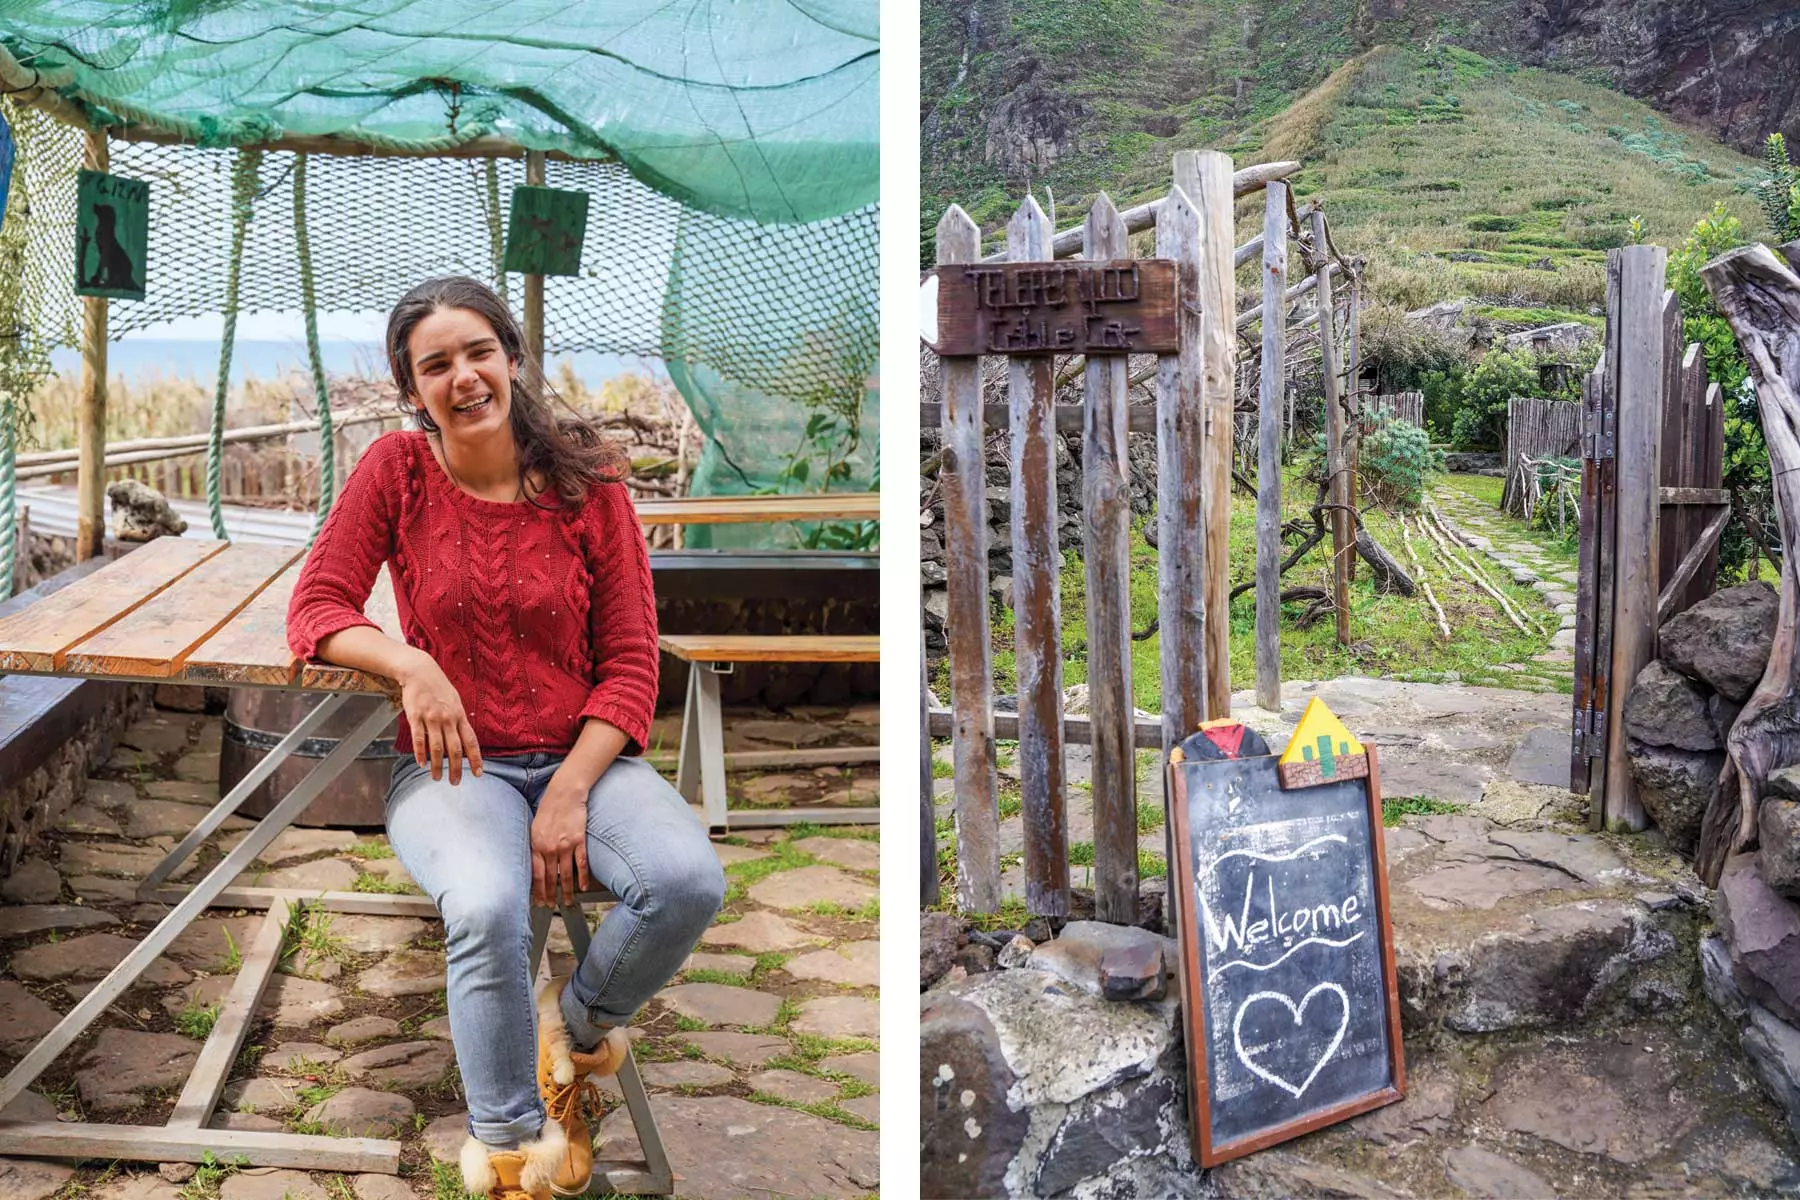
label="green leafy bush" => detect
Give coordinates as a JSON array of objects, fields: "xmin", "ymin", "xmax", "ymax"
[{"xmin": 1359, "ymin": 413, "xmax": 1444, "ymax": 510}]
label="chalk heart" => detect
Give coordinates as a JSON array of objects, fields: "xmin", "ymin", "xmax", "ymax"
[{"xmin": 1232, "ymin": 982, "xmax": 1349, "ymax": 1100}]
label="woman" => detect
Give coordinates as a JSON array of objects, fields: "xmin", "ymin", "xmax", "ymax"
[{"xmin": 287, "ymin": 277, "xmax": 725, "ymax": 1200}]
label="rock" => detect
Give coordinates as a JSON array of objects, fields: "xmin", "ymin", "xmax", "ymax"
[
  {"xmin": 222, "ymin": 1076, "xmax": 302, "ymax": 1113},
  {"xmin": 1489, "ymin": 1036, "xmax": 1697, "ymax": 1164},
  {"xmin": 162, "ymin": 976, "xmax": 233, "ymax": 1018},
  {"xmin": 1033, "ymin": 1072, "xmax": 1182, "ymax": 1195},
  {"xmin": 357, "ymin": 948, "xmax": 445, "ymax": 997},
  {"xmin": 418, "ymin": 1016, "xmax": 452, "ymax": 1040},
  {"xmin": 351, "ymin": 1176, "xmax": 415, "ymax": 1200},
  {"xmin": 1, "ymin": 860, "xmax": 62, "ymax": 904},
  {"xmin": 1659, "ymin": 580, "xmax": 1778, "ymax": 701},
  {"xmin": 953, "ymin": 942, "xmax": 997, "ymax": 975},
  {"xmin": 1025, "ymin": 921, "xmax": 1174, "ymax": 1000},
  {"xmin": 784, "ymin": 941, "xmax": 880, "ymax": 987},
  {"xmin": 172, "ymin": 751, "xmax": 220, "ymax": 783},
  {"xmin": 1441, "ymin": 1145, "xmax": 1557, "ymax": 1199},
  {"xmin": 1625, "ymin": 738, "xmax": 1722, "ymax": 851},
  {"xmin": 165, "ymin": 916, "xmax": 262, "ymax": 971},
  {"xmin": 745, "ymin": 865, "xmax": 878, "ymax": 911},
  {"xmin": 67, "ymin": 874, "xmax": 140, "ymax": 903},
  {"xmin": 107, "ymin": 479, "xmax": 188, "ymax": 541},
  {"xmin": 701, "ymin": 910, "xmax": 824, "ymax": 952},
  {"xmin": 263, "ymin": 1042, "xmax": 341, "ymax": 1071},
  {"xmin": 87, "ymin": 1176, "xmax": 193, "ymax": 1200},
  {"xmin": 1503, "ymin": 725, "xmax": 1576, "ymax": 787},
  {"xmin": 921, "ymin": 911, "xmax": 962, "ymax": 989},
  {"xmin": 1711, "ymin": 691, "xmax": 1747, "ymax": 744},
  {"xmin": 1349, "ymin": 1058, "xmax": 1455, "ymax": 1146},
  {"xmin": 301, "ymin": 1087, "xmax": 416, "ymax": 1138},
  {"xmin": 735, "ymin": 720, "xmax": 836, "ymax": 747},
  {"xmin": 641, "ymin": 1061, "xmax": 736, "ymax": 1089},
  {"xmin": 1764, "ymin": 800, "xmax": 1800, "ymax": 899},
  {"xmin": 595, "ymin": 1095, "xmax": 877, "ymax": 1196},
  {"xmin": 658, "ymin": 982, "xmax": 780, "ymax": 1027},
  {"xmin": 840, "ymin": 1093, "xmax": 881, "ymax": 1123},
  {"xmin": 820, "ymin": 1052, "xmax": 880, "ymax": 1085},
  {"xmin": 1210, "ymin": 1151, "xmax": 1406, "ymax": 1199},
  {"xmin": 58, "ymin": 841, "xmax": 167, "ymax": 879},
  {"xmin": 0, "ymin": 904, "xmax": 117, "ymax": 937},
  {"xmin": 1100, "ymin": 941, "xmax": 1165, "ymax": 1001},
  {"xmin": 1740, "ymin": 1002, "xmax": 1800, "ymax": 1143},
  {"xmin": 141, "ymin": 780, "xmax": 221, "ymax": 806},
  {"xmin": 996, "ymin": 935, "xmax": 1034, "ymax": 969},
  {"xmin": 422, "ymin": 1111, "xmax": 469, "ymax": 1164},
  {"xmin": 712, "ymin": 842, "xmax": 771, "ymax": 867},
  {"xmin": 0, "ymin": 1160, "xmax": 75, "ymax": 1200},
  {"xmin": 1624, "ymin": 660, "xmax": 1719, "ymax": 750},
  {"xmin": 340, "ymin": 1040, "xmax": 456, "ymax": 1088},
  {"xmin": 791, "ymin": 995, "xmax": 880, "ymax": 1038},
  {"xmin": 121, "ymin": 799, "xmax": 220, "ymax": 841},
  {"xmin": 749, "ymin": 1068, "xmax": 837, "ymax": 1103},
  {"xmin": 674, "ymin": 1031, "xmax": 790, "ymax": 1066},
  {"xmin": 219, "ymin": 1169, "xmax": 330, "ymax": 1200},
  {"xmin": 1715, "ymin": 853, "xmax": 1800, "ymax": 1023},
  {"xmin": 210, "ymin": 1112, "xmax": 284, "ymax": 1132},
  {"xmin": 10, "ymin": 933, "xmax": 190, "ymax": 986},
  {"xmin": 1401, "ymin": 901, "xmax": 1669, "ymax": 1033},
  {"xmin": 159, "ymin": 1163, "xmax": 198, "ymax": 1185},
  {"xmin": 260, "ymin": 975, "xmax": 345, "ymax": 1026},
  {"xmin": 239, "ymin": 858, "xmax": 360, "ymax": 892},
  {"xmin": 256, "ymin": 828, "xmax": 357, "ymax": 865},
  {"xmin": 327, "ymin": 915, "xmax": 427, "ymax": 954},
  {"xmin": 59, "ymin": 803, "xmax": 124, "ymax": 836},
  {"xmin": 0, "ymin": 981, "xmax": 61, "ymax": 1053},
  {"xmin": 76, "ymin": 1029, "xmax": 200, "ymax": 1112},
  {"xmin": 792, "ymin": 836, "xmax": 880, "ymax": 872},
  {"xmin": 685, "ymin": 951, "xmax": 755, "ymax": 977}
]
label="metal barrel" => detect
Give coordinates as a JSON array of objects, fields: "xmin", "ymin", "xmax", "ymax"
[{"xmin": 220, "ymin": 689, "xmax": 399, "ymax": 827}]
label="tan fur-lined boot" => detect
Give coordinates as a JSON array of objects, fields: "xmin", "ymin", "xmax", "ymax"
[
  {"xmin": 458, "ymin": 1122, "xmax": 567, "ymax": 1200},
  {"xmin": 536, "ymin": 976, "xmax": 631, "ymax": 1196}
]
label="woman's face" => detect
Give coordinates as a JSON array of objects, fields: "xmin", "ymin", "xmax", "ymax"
[{"xmin": 405, "ymin": 306, "xmax": 516, "ymax": 441}]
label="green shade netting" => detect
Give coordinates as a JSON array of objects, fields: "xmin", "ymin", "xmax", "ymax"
[{"xmin": 0, "ymin": 0, "xmax": 877, "ymax": 225}]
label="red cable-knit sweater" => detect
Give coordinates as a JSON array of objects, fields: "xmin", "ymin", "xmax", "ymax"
[{"xmin": 285, "ymin": 430, "xmax": 659, "ymax": 758}]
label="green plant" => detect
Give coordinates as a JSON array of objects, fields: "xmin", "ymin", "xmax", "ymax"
[
  {"xmin": 177, "ymin": 1152, "xmax": 242, "ymax": 1200},
  {"xmin": 1359, "ymin": 413, "xmax": 1444, "ymax": 509},
  {"xmin": 173, "ymin": 1000, "xmax": 221, "ymax": 1041},
  {"xmin": 1383, "ymin": 796, "xmax": 1465, "ymax": 825},
  {"xmin": 1757, "ymin": 133, "xmax": 1800, "ymax": 241},
  {"xmin": 212, "ymin": 926, "xmax": 243, "ymax": 974}
]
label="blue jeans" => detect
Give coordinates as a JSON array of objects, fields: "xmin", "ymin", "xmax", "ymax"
[{"xmin": 386, "ymin": 752, "xmax": 725, "ymax": 1148}]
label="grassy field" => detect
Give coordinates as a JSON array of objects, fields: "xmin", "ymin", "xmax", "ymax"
[{"xmin": 931, "ymin": 467, "xmax": 1572, "ymax": 710}]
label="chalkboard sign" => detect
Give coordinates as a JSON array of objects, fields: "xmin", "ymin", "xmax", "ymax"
[{"xmin": 1168, "ymin": 744, "xmax": 1404, "ymax": 1165}]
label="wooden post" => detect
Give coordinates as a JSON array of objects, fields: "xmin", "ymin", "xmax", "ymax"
[
  {"xmin": 77, "ymin": 130, "xmax": 109, "ymax": 562},
  {"xmin": 1156, "ymin": 185, "xmax": 1206, "ymax": 757},
  {"xmin": 523, "ymin": 151, "xmax": 547, "ymax": 367},
  {"xmin": 1175, "ymin": 150, "xmax": 1236, "ymax": 718},
  {"xmin": 1255, "ymin": 182, "xmax": 1289, "ymax": 711},
  {"xmin": 1604, "ymin": 246, "xmax": 1666, "ymax": 833},
  {"xmin": 935, "ymin": 205, "xmax": 1000, "ymax": 914},
  {"xmin": 1313, "ymin": 210, "xmax": 1349, "ymax": 643},
  {"xmin": 1084, "ymin": 194, "xmax": 1136, "ymax": 924},
  {"xmin": 1346, "ymin": 274, "xmax": 1362, "ymax": 581},
  {"xmin": 1008, "ymin": 196, "xmax": 1068, "ymax": 919},
  {"xmin": 921, "ymin": 625, "xmax": 940, "ymax": 907}
]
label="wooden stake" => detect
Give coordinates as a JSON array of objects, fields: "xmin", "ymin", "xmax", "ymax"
[
  {"xmin": 1175, "ymin": 150, "xmax": 1236, "ymax": 717},
  {"xmin": 1155, "ymin": 185, "xmax": 1206, "ymax": 762},
  {"xmin": 1254, "ymin": 182, "xmax": 1288, "ymax": 711},
  {"xmin": 523, "ymin": 150, "xmax": 547, "ymax": 367},
  {"xmin": 77, "ymin": 130, "xmax": 109, "ymax": 562},
  {"xmin": 1312, "ymin": 211, "xmax": 1349, "ymax": 644}
]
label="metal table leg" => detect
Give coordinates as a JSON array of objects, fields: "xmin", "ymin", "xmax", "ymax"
[{"xmin": 694, "ymin": 663, "xmax": 730, "ymax": 831}]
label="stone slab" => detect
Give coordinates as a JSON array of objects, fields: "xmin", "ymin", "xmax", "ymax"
[
  {"xmin": 0, "ymin": 981, "xmax": 61, "ymax": 1053},
  {"xmin": 793, "ymin": 836, "xmax": 881, "ymax": 873},
  {"xmin": 659, "ymin": 982, "xmax": 781, "ymax": 1028},
  {"xmin": 357, "ymin": 948, "xmax": 446, "ymax": 997},
  {"xmin": 791, "ymin": 995, "xmax": 880, "ymax": 1039},
  {"xmin": 700, "ymin": 910, "xmax": 826, "ymax": 952},
  {"xmin": 783, "ymin": 941, "xmax": 880, "ymax": 987},
  {"xmin": 746, "ymin": 865, "xmax": 878, "ymax": 911},
  {"xmin": 749, "ymin": 1068, "xmax": 838, "ymax": 1104},
  {"xmin": 340, "ymin": 1039, "xmax": 456, "ymax": 1088},
  {"xmin": 1, "ymin": 860, "xmax": 62, "ymax": 904},
  {"xmin": 641, "ymin": 1060, "xmax": 737, "ymax": 1089},
  {"xmin": 0, "ymin": 904, "xmax": 117, "ymax": 937},
  {"xmin": 76, "ymin": 1028, "xmax": 200, "ymax": 1113},
  {"xmin": 675, "ymin": 1031, "xmax": 792, "ymax": 1067},
  {"xmin": 596, "ymin": 1094, "xmax": 878, "ymax": 1197},
  {"xmin": 301, "ymin": 1087, "xmax": 416, "ymax": 1138},
  {"xmin": 9, "ymin": 933, "xmax": 191, "ymax": 986}
]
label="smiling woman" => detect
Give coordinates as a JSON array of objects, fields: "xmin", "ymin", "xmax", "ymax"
[{"xmin": 284, "ymin": 274, "xmax": 725, "ymax": 1196}]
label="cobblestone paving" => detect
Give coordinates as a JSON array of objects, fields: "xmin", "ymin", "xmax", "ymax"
[{"xmin": 0, "ymin": 704, "xmax": 880, "ymax": 1199}]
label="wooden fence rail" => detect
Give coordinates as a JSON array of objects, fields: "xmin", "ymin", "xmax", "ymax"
[{"xmin": 1501, "ymin": 398, "xmax": 1582, "ymax": 515}]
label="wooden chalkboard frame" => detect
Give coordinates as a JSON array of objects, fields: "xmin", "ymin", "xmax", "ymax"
[{"xmin": 1167, "ymin": 744, "xmax": 1405, "ymax": 1166}]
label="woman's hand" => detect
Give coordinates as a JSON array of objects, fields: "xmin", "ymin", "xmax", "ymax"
[
  {"xmin": 531, "ymin": 777, "xmax": 592, "ymax": 905},
  {"xmin": 395, "ymin": 649, "xmax": 483, "ymax": 784}
]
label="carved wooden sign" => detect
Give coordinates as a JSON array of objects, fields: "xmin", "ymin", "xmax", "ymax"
[{"xmin": 922, "ymin": 260, "xmax": 1179, "ymax": 356}]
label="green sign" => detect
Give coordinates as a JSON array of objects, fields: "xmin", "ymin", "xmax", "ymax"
[
  {"xmin": 76, "ymin": 169, "xmax": 149, "ymax": 300},
  {"xmin": 502, "ymin": 185, "xmax": 589, "ymax": 276}
]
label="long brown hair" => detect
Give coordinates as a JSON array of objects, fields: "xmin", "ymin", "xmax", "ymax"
[{"xmin": 385, "ymin": 276, "xmax": 627, "ymax": 505}]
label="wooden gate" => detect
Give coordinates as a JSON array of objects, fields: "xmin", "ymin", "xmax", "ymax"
[{"xmin": 1570, "ymin": 247, "xmax": 1729, "ymax": 827}]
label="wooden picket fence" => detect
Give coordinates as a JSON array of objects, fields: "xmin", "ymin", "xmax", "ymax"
[
  {"xmin": 923, "ymin": 153, "xmax": 1367, "ymax": 917},
  {"xmin": 1500, "ymin": 397, "xmax": 1582, "ymax": 515},
  {"xmin": 1361, "ymin": 391, "xmax": 1424, "ymax": 431},
  {"xmin": 1571, "ymin": 246, "xmax": 1727, "ymax": 830}
]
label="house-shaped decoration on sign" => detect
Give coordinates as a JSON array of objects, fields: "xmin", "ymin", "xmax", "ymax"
[{"xmin": 1277, "ymin": 697, "xmax": 1368, "ymax": 788}]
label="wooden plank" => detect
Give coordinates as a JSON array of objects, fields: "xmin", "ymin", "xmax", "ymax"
[
  {"xmin": 1314, "ymin": 208, "xmax": 1350, "ymax": 645},
  {"xmin": 0, "ymin": 538, "xmax": 227, "ymax": 672},
  {"xmin": 656, "ymin": 634, "xmax": 880, "ymax": 663},
  {"xmin": 1571, "ymin": 365, "xmax": 1602, "ymax": 796},
  {"xmin": 1658, "ymin": 504, "xmax": 1732, "ymax": 625},
  {"xmin": 634, "ymin": 493, "xmax": 880, "ymax": 525},
  {"xmin": 1604, "ymin": 255, "xmax": 1667, "ymax": 833},
  {"xmin": 1083, "ymin": 194, "xmax": 1135, "ymax": 925},
  {"xmin": 937, "ymin": 204, "xmax": 1001, "ymax": 915},
  {"xmin": 1009, "ymin": 195, "xmax": 1069, "ymax": 919},
  {"xmin": 922, "ymin": 626, "xmax": 939, "ymax": 907},
  {"xmin": 643, "ymin": 745, "xmax": 880, "ymax": 772},
  {"xmin": 0, "ymin": 1121, "xmax": 398, "ymax": 1173},
  {"xmin": 919, "ymin": 402, "xmax": 1155, "ymax": 434},
  {"xmin": 928, "ymin": 705, "xmax": 1163, "ymax": 749},
  {"xmin": 1157, "ymin": 184, "xmax": 1207, "ymax": 760},
  {"xmin": 1178, "ymin": 150, "xmax": 1237, "ymax": 717},
  {"xmin": 167, "ymin": 897, "xmax": 290, "ymax": 1127},
  {"xmin": 1591, "ymin": 265, "xmax": 1623, "ymax": 828},
  {"xmin": 297, "ymin": 565, "xmax": 405, "ymax": 692},
  {"xmin": 1659, "ymin": 487, "xmax": 1729, "ymax": 506},
  {"xmin": 63, "ymin": 543, "xmax": 302, "ymax": 678},
  {"xmin": 1655, "ymin": 295, "xmax": 1688, "ymax": 624},
  {"xmin": 1700, "ymin": 377, "xmax": 1725, "ymax": 600},
  {"xmin": 1255, "ymin": 182, "xmax": 1289, "ymax": 712},
  {"xmin": 177, "ymin": 560, "xmax": 302, "ymax": 686},
  {"xmin": 926, "ymin": 260, "xmax": 1179, "ymax": 356}
]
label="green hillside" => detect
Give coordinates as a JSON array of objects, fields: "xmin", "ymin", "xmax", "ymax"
[{"xmin": 922, "ymin": 12, "xmax": 1771, "ymax": 322}]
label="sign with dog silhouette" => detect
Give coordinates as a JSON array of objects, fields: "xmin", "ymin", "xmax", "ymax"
[
  {"xmin": 1167, "ymin": 710, "xmax": 1404, "ymax": 1165},
  {"xmin": 76, "ymin": 170, "xmax": 149, "ymax": 301}
]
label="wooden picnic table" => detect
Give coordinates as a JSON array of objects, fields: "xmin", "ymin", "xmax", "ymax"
[{"xmin": 0, "ymin": 538, "xmax": 670, "ymax": 1189}]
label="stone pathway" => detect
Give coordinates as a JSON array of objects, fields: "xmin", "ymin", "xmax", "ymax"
[{"xmin": 0, "ymin": 701, "xmax": 880, "ymax": 1199}]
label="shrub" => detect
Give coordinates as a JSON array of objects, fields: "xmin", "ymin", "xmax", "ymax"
[{"xmin": 1359, "ymin": 413, "xmax": 1443, "ymax": 510}]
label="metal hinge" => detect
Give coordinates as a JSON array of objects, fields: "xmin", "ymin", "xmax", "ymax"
[{"xmin": 1587, "ymin": 707, "xmax": 1607, "ymax": 757}]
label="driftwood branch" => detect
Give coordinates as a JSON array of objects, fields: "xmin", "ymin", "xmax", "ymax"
[
  {"xmin": 1695, "ymin": 244, "xmax": 1800, "ymax": 884},
  {"xmin": 1355, "ymin": 526, "xmax": 1417, "ymax": 596}
]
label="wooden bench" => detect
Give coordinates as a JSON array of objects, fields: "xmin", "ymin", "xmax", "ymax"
[
  {"xmin": 634, "ymin": 492, "xmax": 879, "ymax": 527},
  {"xmin": 659, "ymin": 634, "xmax": 880, "ymax": 830}
]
